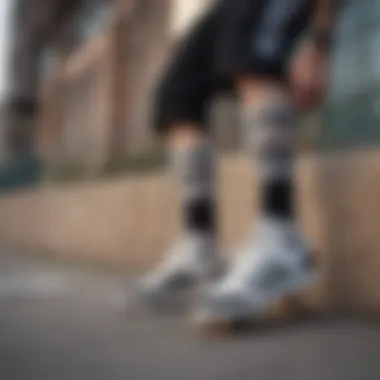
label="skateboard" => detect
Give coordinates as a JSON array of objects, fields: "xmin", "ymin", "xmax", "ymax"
[{"xmin": 192, "ymin": 293, "xmax": 313, "ymax": 337}]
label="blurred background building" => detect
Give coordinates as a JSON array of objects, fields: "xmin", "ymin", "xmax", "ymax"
[
  {"xmin": 0, "ymin": 0, "xmax": 380, "ymax": 184},
  {"xmin": 0, "ymin": 0, "xmax": 220, "ymax": 179},
  {"xmin": 325, "ymin": 0, "xmax": 380, "ymax": 149}
]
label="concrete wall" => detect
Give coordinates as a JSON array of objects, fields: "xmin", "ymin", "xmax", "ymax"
[
  {"xmin": 0, "ymin": 151, "xmax": 379, "ymax": 315},
  {"xmin": 316, "ymin": 149, "xmax": 380, "ymax": 316},
  {"xmin": 0, "ymin": 154, "xmax": 326, "ymax": 307},
  {"xmin": 0, "ymin": 154, "xmax": 324, "ymax": 261}
]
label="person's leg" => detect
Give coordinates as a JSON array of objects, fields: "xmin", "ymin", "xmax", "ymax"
[
  {"xmin": 237, "ymin": 77, "xmax": 297, "ymax": 223},
  {"xmin": 137, "ymin": 124, "xmax": 222, "ymax": 305},
  {"xmin": 193, "ymin": 0, "xmax": 316, "ymax": 324},
  {"xmin": 168, "ymin": 125, "xmax": 217, "ymax": 239},
  {"xmin": 194, "ymin": 75, "xmax": 315, "ymax": 324},
  {"xmin": 133, "ymin": 10, "xmax": 223, "ymax": 311}
]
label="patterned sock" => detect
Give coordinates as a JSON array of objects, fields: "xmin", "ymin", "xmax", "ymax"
[
  {"xmin": 170, "ymin": 141, "xmax": 217, "ymax": 235},
  {"xmin": 243, "ymin": 96, "xmax": 297, "ymax": 220}
]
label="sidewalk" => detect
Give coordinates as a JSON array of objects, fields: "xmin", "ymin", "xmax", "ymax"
[{"xmin": 0, "ymin": 253, "xmax": 380, "ymax": 380}]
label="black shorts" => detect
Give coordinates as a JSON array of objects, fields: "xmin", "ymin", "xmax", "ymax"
[{"xmin": 154, "ymin": 0, "xmax": 313, "ymax": 134}]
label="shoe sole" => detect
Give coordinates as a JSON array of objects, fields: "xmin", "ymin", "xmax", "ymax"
[
  {"xmin": 192, "ymin": 294, "xmax": 312, "ymax": 337},
  {"xmin": 126, "ymin": 264, "xmax": 226, "ymax": 318},
  {"xmin": 192, "ymin": 270, "xmax": 318, "ymax": 338},
  {"xmin": 126, "ymin": 286, "xmax": 196, "ymax": 318}
]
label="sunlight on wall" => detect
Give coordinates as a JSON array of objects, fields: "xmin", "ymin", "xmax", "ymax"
[{"xmin": 170, "ymin": 0, "xmax": 213, "ymax": 38}]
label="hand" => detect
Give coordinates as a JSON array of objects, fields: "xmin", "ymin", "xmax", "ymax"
[{"xmin": 289, "ymin": 39, "xmax": 329, "ymax": 111}]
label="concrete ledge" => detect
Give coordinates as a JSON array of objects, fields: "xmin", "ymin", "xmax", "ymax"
[
  {"xmin": 0, "ymin": 151, "xmax": 379, "ymax": 315},
  {"xmin": 0, "ymin": 154, "xmax": 321, "ymax": 264}
]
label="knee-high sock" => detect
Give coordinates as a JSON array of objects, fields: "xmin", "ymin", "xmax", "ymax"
[
  {"xmin": 170, "ymin": 141, "xmax": 217, "ymax": 235},
  {"xmin": 242, "ymin": 96, "xmax": 297, "ymax": 220}
]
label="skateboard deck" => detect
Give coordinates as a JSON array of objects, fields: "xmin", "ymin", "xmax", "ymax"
[{"xmin": 193, "ymin": 294, "xmax": 313, "ymax": 337}]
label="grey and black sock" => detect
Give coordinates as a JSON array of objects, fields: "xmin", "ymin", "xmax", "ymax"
[
  {"xmin": 170, "ymin": 141, "xmax": 217, "ymax": 234},
  {"xmin": 243, "ymin": 97, "xmax": 297, "ymax": 220}
]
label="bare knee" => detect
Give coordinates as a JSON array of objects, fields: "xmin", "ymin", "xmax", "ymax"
[
  {"xmin": 235, "ymin": 76, "xmax": 297, "ymax": 179},
  {"xmin": 167, "ymin": 124, "xmax": 208, "ymax": 149},
  {"xmin": 235, "ymin": 75, "xmax": 289, "ymax": 107}
]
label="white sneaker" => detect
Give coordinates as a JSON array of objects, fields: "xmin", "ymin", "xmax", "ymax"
[
  {"xmin": 193, "ymin": 218, "xmax": 316, "ymax": 322},
  {"xmin": 131, "ymin": 234, "xmax": 223, "ymax": 312}
]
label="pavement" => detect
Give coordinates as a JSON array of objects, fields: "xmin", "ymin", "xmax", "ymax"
[{"xmin": 0, "ymin": 253, "xmax": 380, "ymax": 380}]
